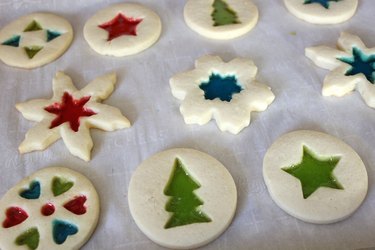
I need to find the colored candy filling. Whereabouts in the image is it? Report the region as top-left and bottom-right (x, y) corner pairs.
(282, 146), (343, 199)
(46, 30), (62, 42)
(2, 35), (20, 47)
(15, 227), (40, 250)
(41, 203), (55, 216)
(24, 46), (43, 59)
(304, 0), (340, 9)
(199, 73), (243, 102)
(44, 92), (97, 132)
(2, 207), (28, 228)
(164, 158), (211, 229)
(98, 13), (143, 41)
(24, 20), (43, 32)
(52, 176), (74, 196)
(211, 0), (240, 26)
(53, 219), (79, 244)
(19, 180), (41, 199)
(63, 195), (87, 215)
(338, 47), (375, 84)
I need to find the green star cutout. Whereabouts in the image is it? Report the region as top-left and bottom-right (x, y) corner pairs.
(304, 0), (340, 9)
(282, 146), (343, 199)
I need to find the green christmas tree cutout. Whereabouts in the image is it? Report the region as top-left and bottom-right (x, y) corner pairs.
(164, 158), (212, 229)
(211, 0), (240, 26)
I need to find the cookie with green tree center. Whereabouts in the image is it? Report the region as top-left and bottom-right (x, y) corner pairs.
(184, 0), (258, 40)
(0, 167), (100, 250)
(263, 130), (368, 224)
(128, 148), (237, 249)
(0, 13), (73, 69)
(284, 0), (358, 24)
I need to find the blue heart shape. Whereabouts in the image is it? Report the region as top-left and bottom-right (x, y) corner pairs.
(52, 220), (78, 245)
(19, 181), (41, 199)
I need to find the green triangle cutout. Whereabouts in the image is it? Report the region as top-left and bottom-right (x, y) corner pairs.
(2, 35), (21, 47)
(47, 30), (62, 42)
(24, 20), (43, 32)
(24, 46), (43, 59)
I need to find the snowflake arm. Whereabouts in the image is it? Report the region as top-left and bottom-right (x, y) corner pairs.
(305, 46), (349, 70)
(52, 72), (78, 100)
(16, 99), (51, 122)
(19, 120), (60, 153)
(323, 65), (358, 96)
(79, 72), (116, 101)
(337, 32), (367, 52)
(85, 103), (131, 131)
(60, 124), (93, 162)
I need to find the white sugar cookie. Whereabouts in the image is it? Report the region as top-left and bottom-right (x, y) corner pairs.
(128, 148), (237, 249)
(83, 3), (162, 57)
(170, 55), (275, 134)
(16, 71), (131, 161)
(263, 130), (368, 224)
(284, 0), (358, 24)
(306, 32), (375, 108)
(0, 13), (73, 69)
(0, 167), (100, 250)
(184, 0), (258, 40)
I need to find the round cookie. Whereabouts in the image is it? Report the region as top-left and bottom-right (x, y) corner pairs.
(0, 167), (100, 250)
(284, 0), (358, 24)
(128, 148), (237, 249)
(0, 13), (73, 69)
(184, 0), (258, 40)
(83, 3), (162, 57)
(263, 130), (368, 224)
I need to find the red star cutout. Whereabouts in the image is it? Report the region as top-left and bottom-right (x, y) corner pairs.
(98, 13), (143, 41)
(44, 92), (97, 132)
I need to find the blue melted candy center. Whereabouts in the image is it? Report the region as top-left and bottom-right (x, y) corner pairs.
(19, 181), (41, 200)
(199, 73), (243, 102)
(53, 220), (78, 245)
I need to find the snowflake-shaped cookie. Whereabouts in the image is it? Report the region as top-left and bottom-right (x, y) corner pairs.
(0, 167), (100, 250)
(170, 55), (275, 134)
(306, 32), (375, 108)
(16, 72), (131, 161)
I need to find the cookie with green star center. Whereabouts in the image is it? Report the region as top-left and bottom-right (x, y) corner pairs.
(263, 130), (368, 224)
(0, 13), (73, 69)
(283, 0), (358, 24)
(128, 148), (237, 249)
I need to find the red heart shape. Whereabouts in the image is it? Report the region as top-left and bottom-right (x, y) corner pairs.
(2, 207), (28, 228)
(63, 195), (87, 215)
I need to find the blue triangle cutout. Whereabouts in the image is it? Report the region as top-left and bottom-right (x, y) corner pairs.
(47, 30), (62, 42)
(2, 35), (21, 47)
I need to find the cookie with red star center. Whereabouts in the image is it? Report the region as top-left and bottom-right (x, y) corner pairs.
(0, 167), (100, 250)
(16, 71), (131, 161)
(0, 13), (73, 69)
(83, 3), (162, 57)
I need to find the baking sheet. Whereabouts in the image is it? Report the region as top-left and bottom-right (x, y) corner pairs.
(0, 0), (375, 249)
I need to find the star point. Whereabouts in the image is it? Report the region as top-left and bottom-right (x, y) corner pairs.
(98, 13), (143, 41)
(304, 0), (340, 9)
(283, 146), (343, 199)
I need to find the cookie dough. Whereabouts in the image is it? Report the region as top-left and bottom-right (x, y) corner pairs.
(184, 0), (258, 40)
(263, 130), (368, 224)
(0, 167), (100, 250)
(0, 13), (73, 69)
(284, 0), (358, 24)
(170, 55), (275, 134)
(84, 3), (162, 56)
(128, 148), (237, 249)
(306, 32), (375, 108)
(16, 71), (131, 161)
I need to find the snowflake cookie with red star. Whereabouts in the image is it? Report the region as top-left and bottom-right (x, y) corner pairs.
(0, 167), (100, 250)
(16, 72), (131, 161)
(170, 55), (275, 134)
(306, 32), (375, 108)
(84, 3), (162, 56)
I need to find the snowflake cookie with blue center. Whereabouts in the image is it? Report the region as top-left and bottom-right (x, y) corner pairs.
(0, 13), (73, 69)
(0, 167), (100, 250)
(284, 0), (358, 24)
(16, 72), (131, 161)
(170, 55), (275, 134)
(306, 32), (375, 108)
